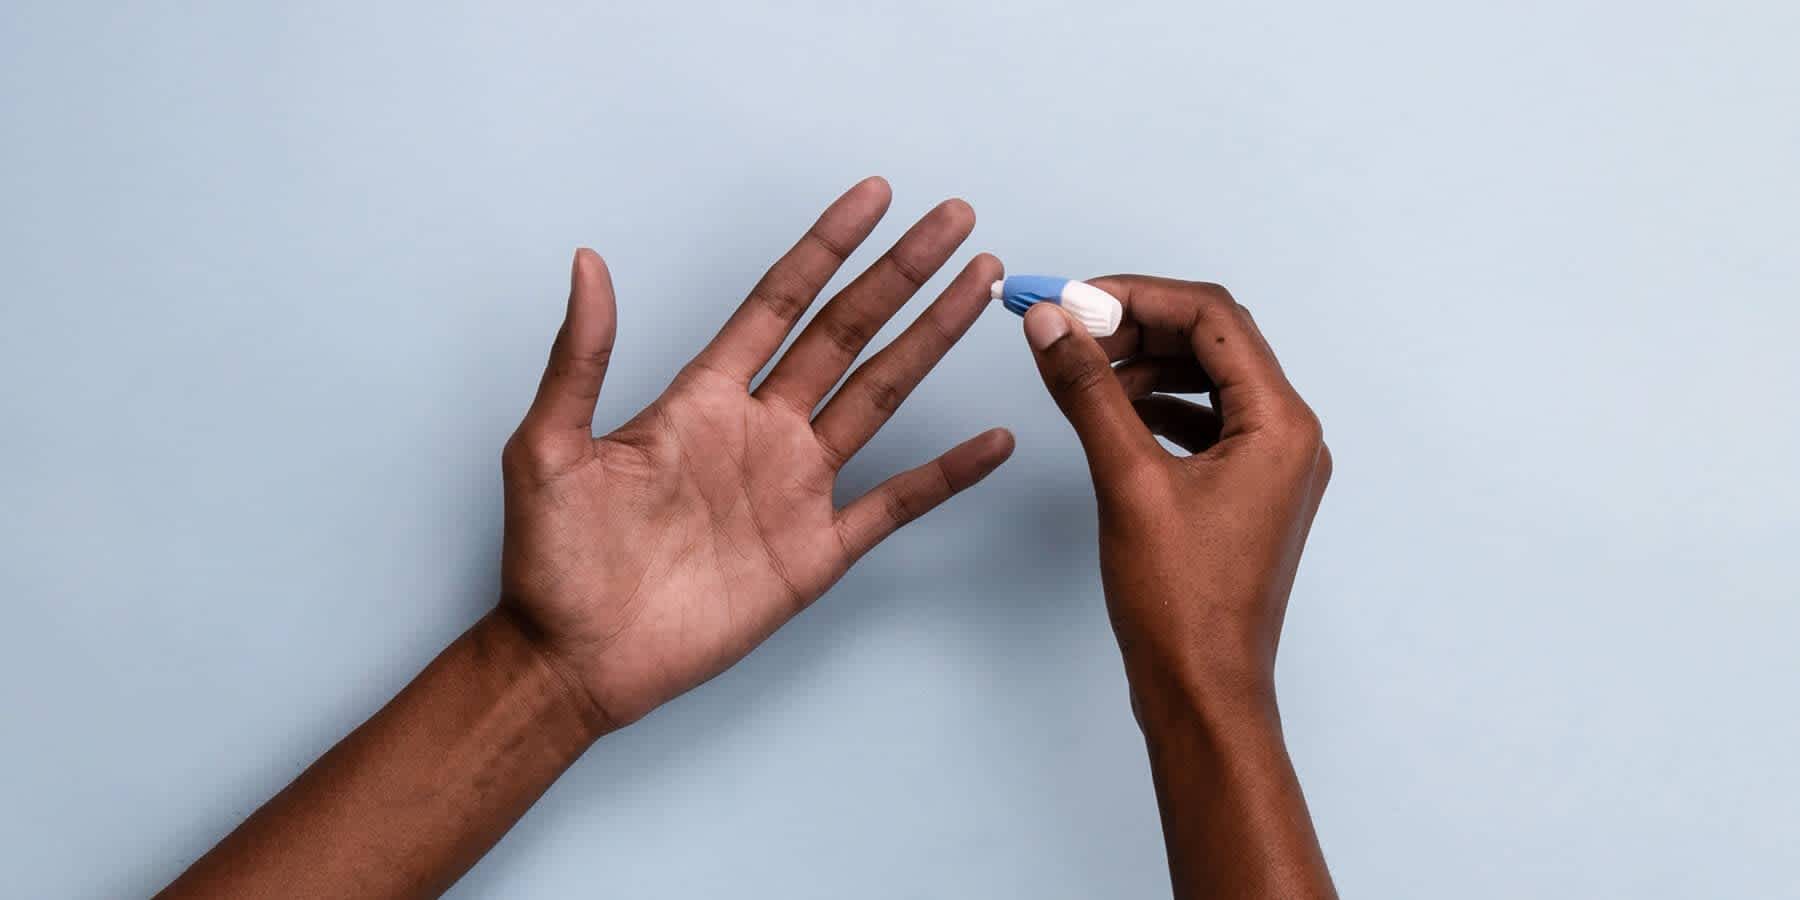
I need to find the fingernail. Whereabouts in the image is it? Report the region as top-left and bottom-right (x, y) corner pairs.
(1023, 305), (1070, 351)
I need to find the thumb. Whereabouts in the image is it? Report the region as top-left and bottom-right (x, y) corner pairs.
(517, 249), (618, 462)
(1023, 303), (1159, 476)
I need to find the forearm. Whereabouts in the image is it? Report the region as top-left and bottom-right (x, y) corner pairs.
(159, 607), (606, 900)
(1130, 666), (1336, 900)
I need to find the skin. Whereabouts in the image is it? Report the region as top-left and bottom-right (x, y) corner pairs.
(495, 178), (1014, 729)
(157, 180), (1335, 899)
(1021, 280), (1336, 898)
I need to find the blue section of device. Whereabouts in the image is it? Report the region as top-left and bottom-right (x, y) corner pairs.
(998, 275), (1070, 317)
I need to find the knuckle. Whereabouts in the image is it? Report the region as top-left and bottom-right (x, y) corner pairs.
(1120, 454), (1176, 491)
(551, 347), (612, 387)
(813, 430), (853, 470)
(1300, 409), (1325, 444)
(820, 313), (876, 358)
(806, 227), (854, 264)
(1192, 280), (1233, 301)
(1051, 358), (1112, 399)
(596, 432), (660, 476)
(1105, 456), (1179, 508)
(570, 346), (613, 372)
(887, 252), (932, 289)
(1178, 279), (1236, 307)
(882, 489), (922, 527)
(1195, 289), (1236, 319)
(1176, 287), (1238, 334)
(882, 462), (955, 527)
(752, 272), (813, 321)
(1301, 413), (1325, 449)
(1267, 403), (1325, 452)
(1316, 441), (1335, 484)
(918, 307), (958, 351)
(860, 371), (906, 414)
(501, 431), (542, 474)
(503, 426), (593, 482)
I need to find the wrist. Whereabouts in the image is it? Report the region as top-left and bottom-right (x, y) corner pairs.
(482, 605), (616, 744)
(1122, 648), (1280, 738)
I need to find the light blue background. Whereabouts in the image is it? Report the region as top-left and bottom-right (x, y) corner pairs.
(4, 1), (1797, 897)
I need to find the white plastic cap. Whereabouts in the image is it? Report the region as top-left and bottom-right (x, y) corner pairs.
(990, 279), (1006, 301)
(1060, 281), (1123, 338)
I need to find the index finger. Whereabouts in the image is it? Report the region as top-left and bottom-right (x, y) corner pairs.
(1085, 275), (1299, 428)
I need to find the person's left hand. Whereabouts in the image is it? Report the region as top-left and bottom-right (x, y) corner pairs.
(498, 178), (1012, 733)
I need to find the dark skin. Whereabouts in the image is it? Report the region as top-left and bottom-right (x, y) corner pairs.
(1022, 281), (1335, 899)
(158, 179), (1335, 899)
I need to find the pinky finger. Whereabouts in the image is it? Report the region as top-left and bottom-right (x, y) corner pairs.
(835, 428), (1015, 560)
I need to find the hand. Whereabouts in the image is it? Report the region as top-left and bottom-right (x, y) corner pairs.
(1020, 277), (1331, 708)
(499, 178), (1013, 733)
(1022, 277), (1336, 897)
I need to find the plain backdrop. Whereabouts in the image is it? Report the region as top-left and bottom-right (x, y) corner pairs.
(4, 1), (1797, 897)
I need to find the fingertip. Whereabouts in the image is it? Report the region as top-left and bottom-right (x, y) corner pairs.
(824, 176), (893, 232)
(990, 430), (1017, 468)
(1022, 302), (1074, 352)
(938, 197), (976, 230)
(945, 427), (1015, 491)
(572, 247), (610, 280)
(854, 175), (893, 204)
(978, 426), (1016, 461)
(566, 249), (617, 337)
(968, 252), (1003, 280)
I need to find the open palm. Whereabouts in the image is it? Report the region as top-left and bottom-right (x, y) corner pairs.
(499, 179), (1012, 730)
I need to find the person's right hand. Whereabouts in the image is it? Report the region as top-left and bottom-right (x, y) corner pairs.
(1021, 277), (1337, 898)
(1019, 277), (1331, 710)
